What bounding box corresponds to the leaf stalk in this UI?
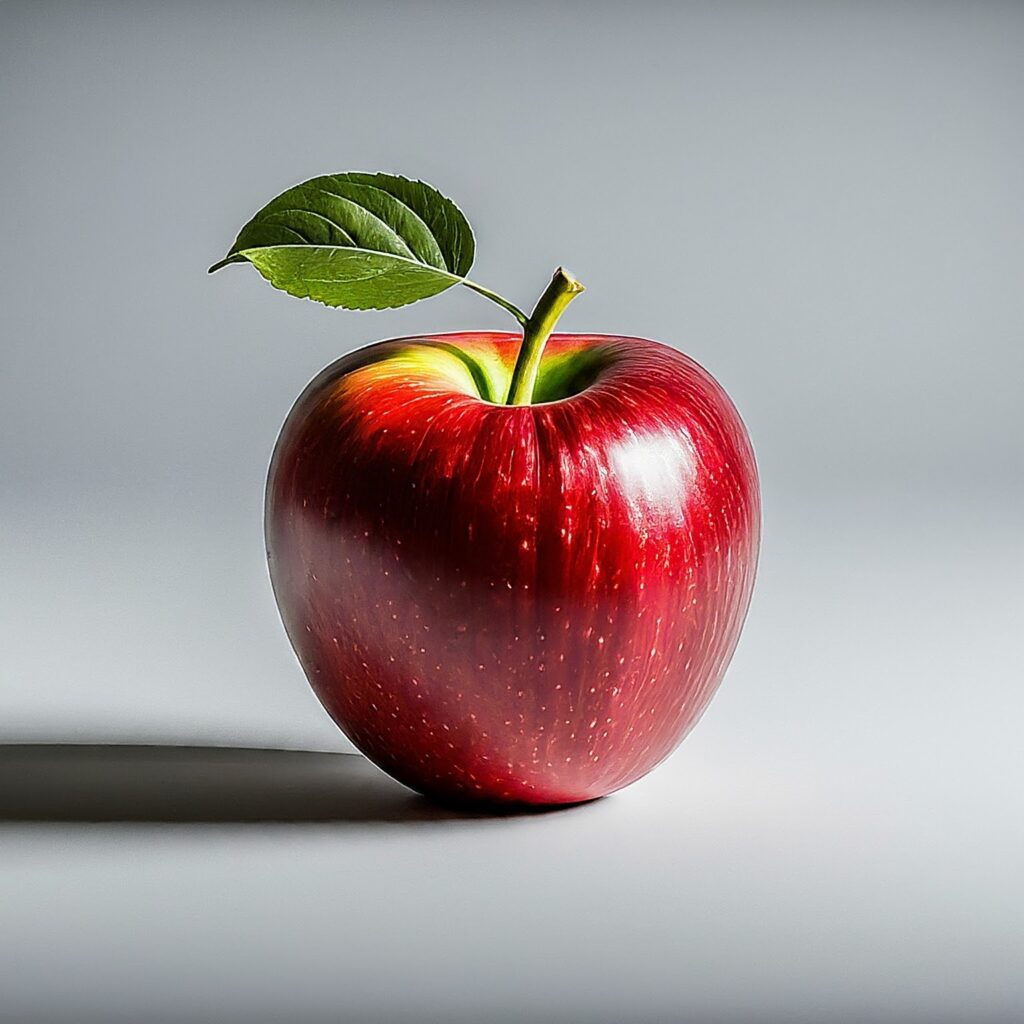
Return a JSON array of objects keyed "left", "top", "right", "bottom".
[{"left": 459, "top": 280, "right": 528, "bottom": 326}]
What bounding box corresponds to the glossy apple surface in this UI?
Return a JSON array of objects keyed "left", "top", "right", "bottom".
[{"left": 266, "top": 332, "right": 759, "bottom": 805}]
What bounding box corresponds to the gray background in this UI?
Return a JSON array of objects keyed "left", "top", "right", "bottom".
[{"left": 1, "top": 2, "right": 1021, "bottom": 1022}]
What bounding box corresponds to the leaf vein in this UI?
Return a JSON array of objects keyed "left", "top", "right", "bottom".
[{"left": 312, "top": 187, "right": 415, "bottom": 259}]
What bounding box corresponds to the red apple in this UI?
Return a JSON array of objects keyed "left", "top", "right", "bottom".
[{"left": 265, "top": 330, "right": 760, "bottom": 806}]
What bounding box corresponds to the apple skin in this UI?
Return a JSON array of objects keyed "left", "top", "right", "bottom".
[{"left": 266, "top": 332, "right": 759, "bottom": 806}]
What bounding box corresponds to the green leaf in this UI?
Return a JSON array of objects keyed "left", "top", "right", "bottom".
[{"left": 209, "top": 172, "right": 475, "bottom": 310}]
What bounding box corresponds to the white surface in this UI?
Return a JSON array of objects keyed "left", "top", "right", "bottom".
[{"left": 2, "top": 488, "right": 1021, "bottom": 1023}]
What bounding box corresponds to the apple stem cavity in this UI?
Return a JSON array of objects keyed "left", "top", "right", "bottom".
[{"left": 504, "top": 268, "right": 585, "bottom": 406}]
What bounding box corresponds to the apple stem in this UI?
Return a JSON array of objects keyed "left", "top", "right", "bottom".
[{"left": 505, "top": 268, "right": 585, "bottom": 406}]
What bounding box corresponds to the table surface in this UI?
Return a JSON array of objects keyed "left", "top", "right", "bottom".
[{"left": 2, "top": 489, "right": 1021, "bottom": 1024}]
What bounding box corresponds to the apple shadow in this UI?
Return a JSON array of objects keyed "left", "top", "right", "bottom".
[{"left": 0, "top": 743, "right": 549, "bottom": 825}]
